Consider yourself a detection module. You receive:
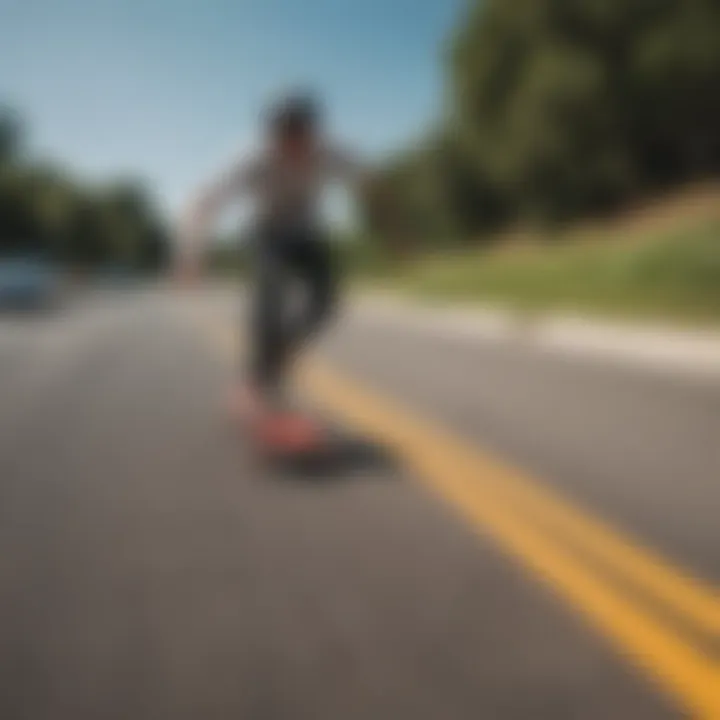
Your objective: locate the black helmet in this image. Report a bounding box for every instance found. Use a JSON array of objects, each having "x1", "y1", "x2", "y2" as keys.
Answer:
[{"x1": 267, "y1": 92, "x2": 321, "y2": 134}]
